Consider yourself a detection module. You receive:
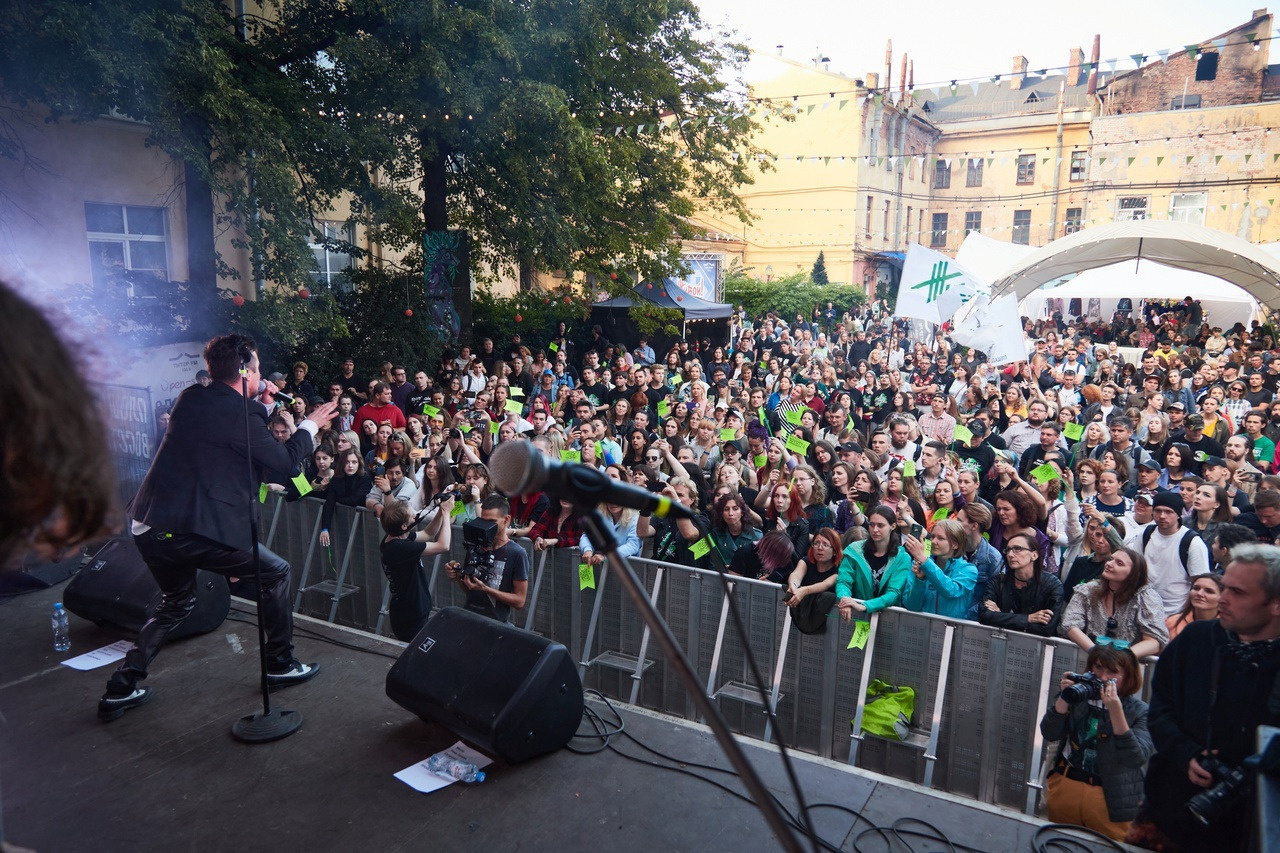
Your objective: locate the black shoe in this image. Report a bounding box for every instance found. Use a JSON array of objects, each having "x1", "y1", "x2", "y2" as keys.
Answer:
[
  {"x1": 98, "y1": 686, "x2": 153, "y2": 721},
  {"x1": 266, "y1": 660, "x2": 320, "y2": 688}
]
